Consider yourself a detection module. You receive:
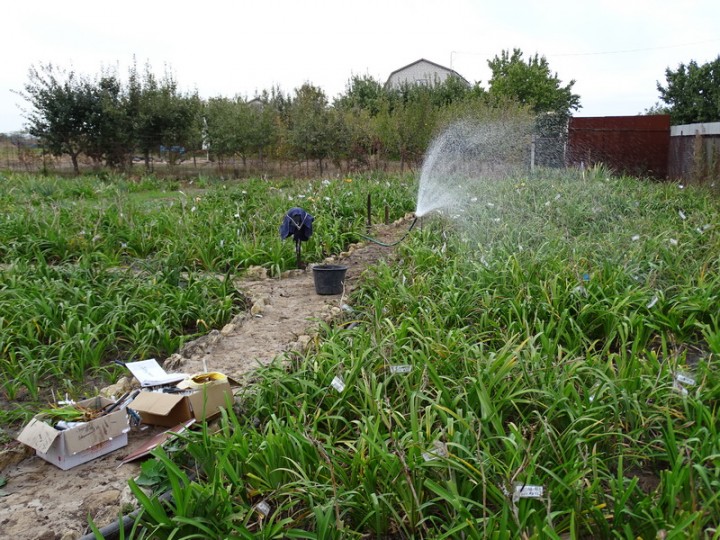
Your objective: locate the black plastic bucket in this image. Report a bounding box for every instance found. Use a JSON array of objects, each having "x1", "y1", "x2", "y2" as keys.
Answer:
[{"x1": 312, "y1": 264, "x2": 348, "y2": 295}]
